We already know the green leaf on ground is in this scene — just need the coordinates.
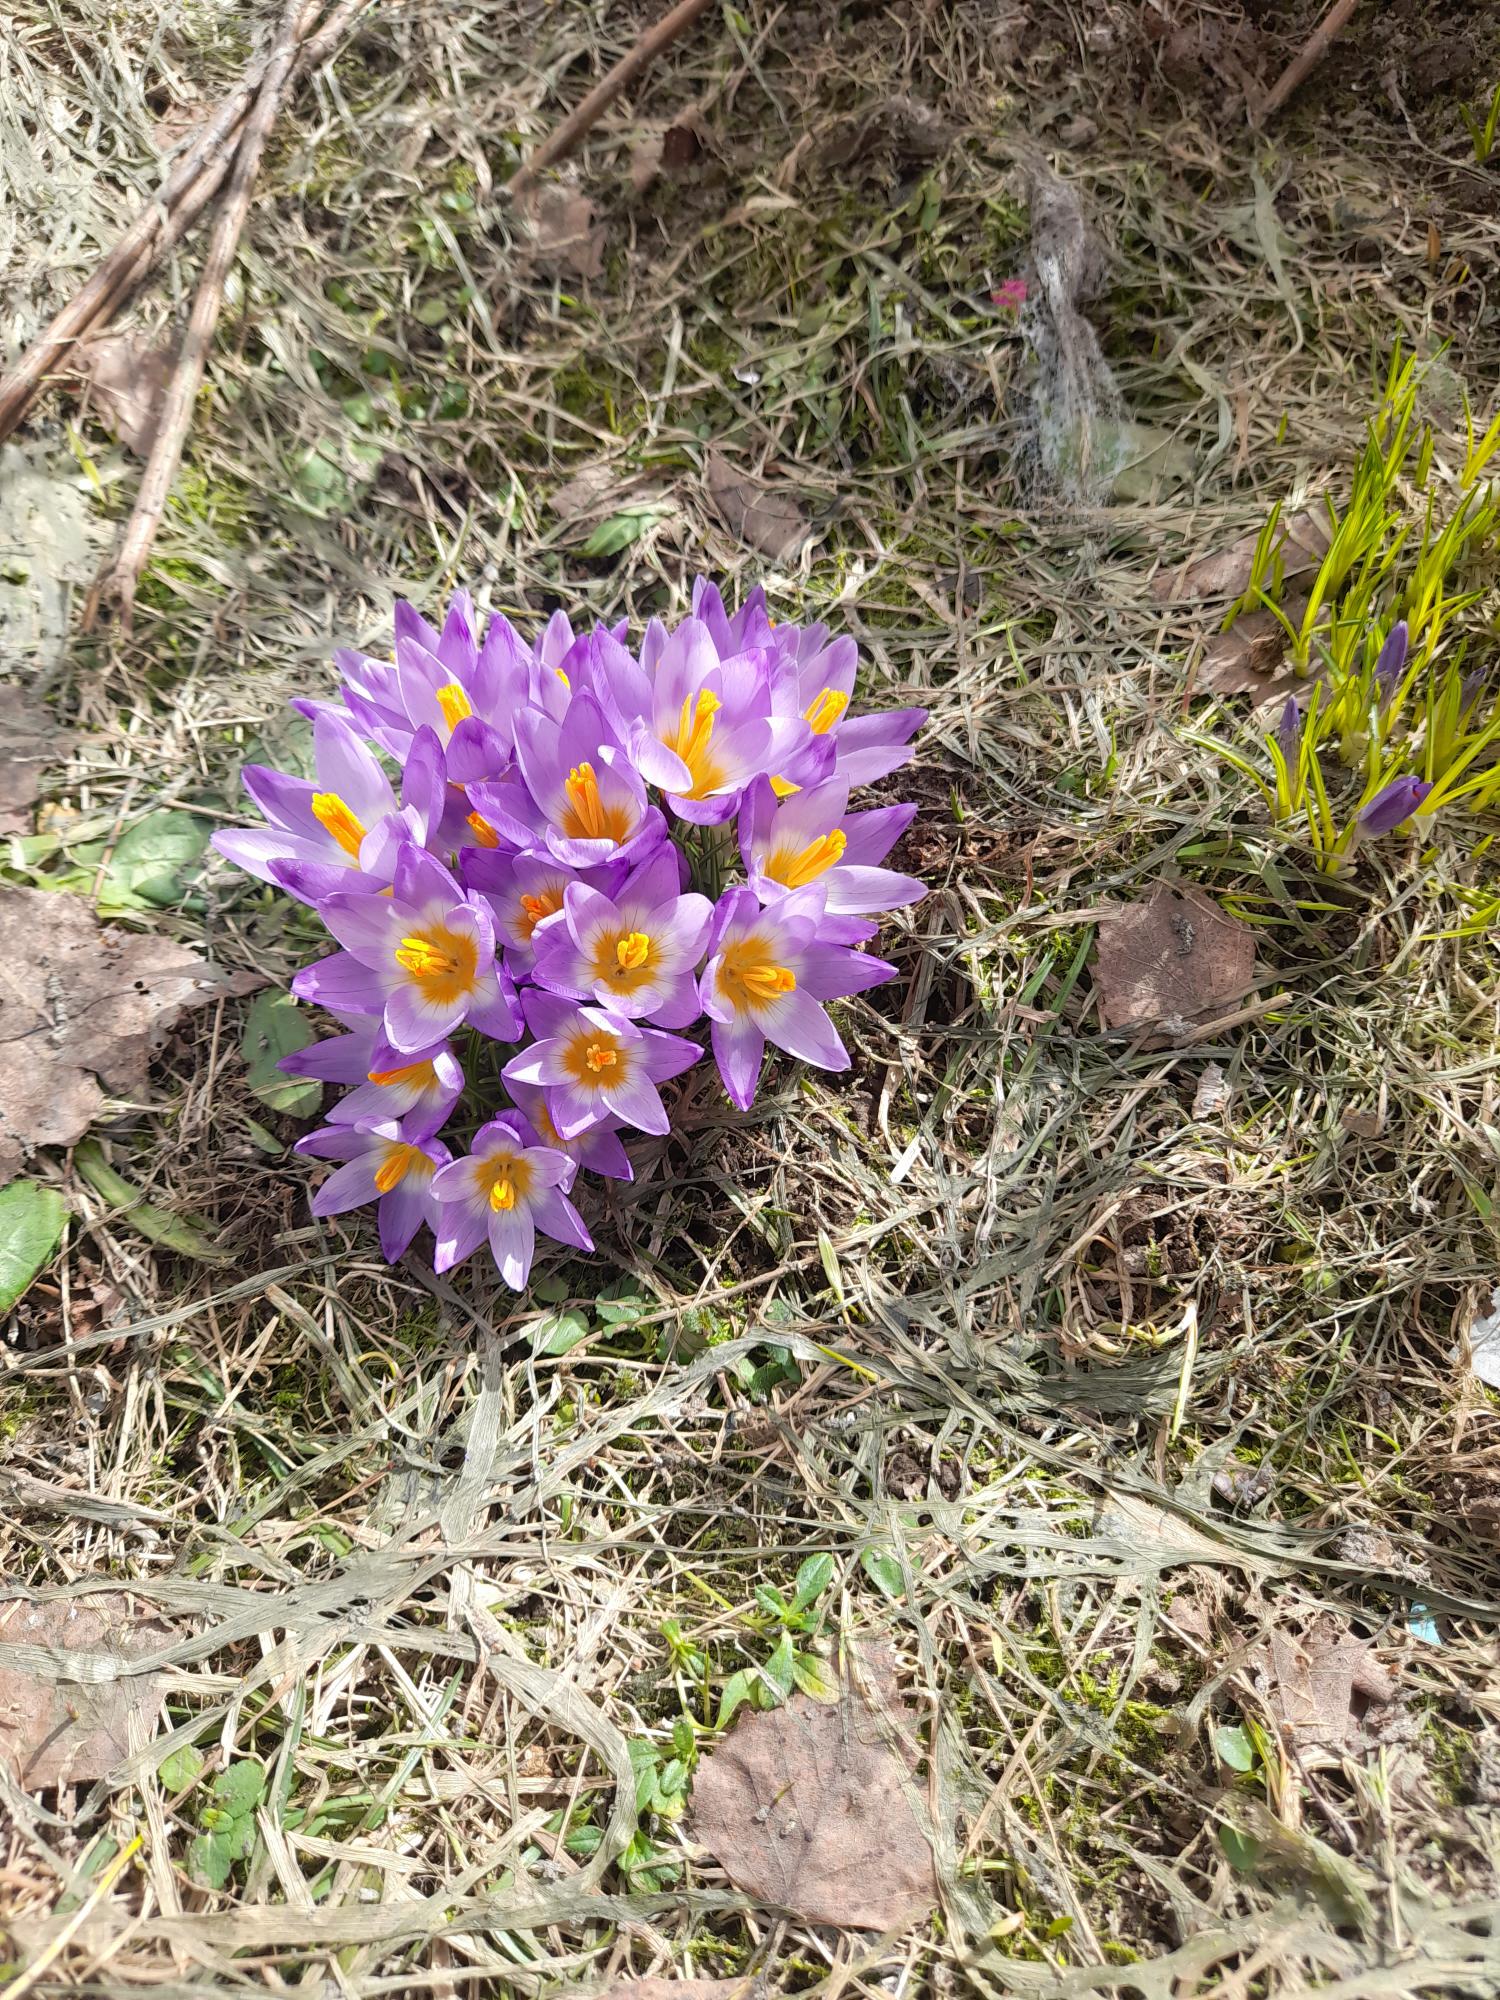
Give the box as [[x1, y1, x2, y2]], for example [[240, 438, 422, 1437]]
[[190, 1760, 265, 1889], [861, 1549, 906, 1599], [97, 811, 210, 911], [240, 992, 321, 1117], [159, 1744, 206, 1794], [536, 1307, 591, 1356], [791, 1552, 834, 1612], [1214, 1723, 1257, 1773], [75, 1141, 233, 1264], [0, 1179, 67, 1312], [580, 509, 666, 558]]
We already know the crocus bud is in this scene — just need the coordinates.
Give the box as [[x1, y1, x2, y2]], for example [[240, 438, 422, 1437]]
[[1357, 774, 1432, 836], [1374, 620, 1409, 699], [1276, 697, 1301, 765]]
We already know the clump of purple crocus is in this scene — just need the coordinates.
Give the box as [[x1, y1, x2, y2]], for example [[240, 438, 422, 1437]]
[[214, 579, 926, 1290]]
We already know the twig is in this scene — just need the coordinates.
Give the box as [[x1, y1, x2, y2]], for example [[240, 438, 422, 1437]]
[[84, 0, 307, 634], [0, 0, 366, 445], [1259, 0, 1361, 120], [507, 0, 715, 199]]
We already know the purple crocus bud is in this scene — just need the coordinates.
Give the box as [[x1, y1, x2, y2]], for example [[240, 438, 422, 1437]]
[[278, 1013, 465, 1140], [1276, 697, 1301, 766], [212, 710, 400, 906], [504, 1080, 634, 1185], [739, 775, 925, 915], [1357, 775, 1432, 836], [1374, 620, 1408, 699], [502, 991, 701, 1139], [298, 844, 521, 1053], [429, 1112, 591, 1287], [295, 1117, 450, 1262], [697, 885, 896, 1111], [531, 846, 714, 1027]]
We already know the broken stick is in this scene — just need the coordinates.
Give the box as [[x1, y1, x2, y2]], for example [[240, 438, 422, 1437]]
[[85, 0, 306, 633], [507, 0, 715, 198], [1259, 0, 1361, 120]]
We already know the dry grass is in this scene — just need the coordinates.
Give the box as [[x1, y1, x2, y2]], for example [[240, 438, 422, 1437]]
[[3, 0, 1500, 1992]]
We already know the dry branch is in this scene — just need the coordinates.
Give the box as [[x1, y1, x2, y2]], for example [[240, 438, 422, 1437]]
[[507, 0, 716, 198], [0, 0, 366, 445], [84, 0, 308, 632], [1259, 0, 1361, 120]]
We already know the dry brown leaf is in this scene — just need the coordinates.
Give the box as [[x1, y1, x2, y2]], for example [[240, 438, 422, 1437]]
[[521, 186, 606, 280], [0, 1594, 173, 1788], [74, 333, 173, 457], [689, 1644, 938, 1930], [0, 685, 69, 834], [628, 115, 706, 194], [704, 451, 808, 561], [1153, 507, 1330, 606], [0, 887, 253, 1183], [1197, 599, 1311, 703], [549, 465, 620, 521], [819, 94, 951, 172], [1256, 1615, 1396, 1766], [1094, 885, 1256, 1035]]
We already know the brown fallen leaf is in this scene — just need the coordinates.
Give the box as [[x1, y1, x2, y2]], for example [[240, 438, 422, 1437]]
[[1153, 506, 1331, 606], [73, 332, 174, 457], [1094, 885, 1256, 1035], [704, 451, 808, 561], [1254, 1614, 1396, 1767], [0, 1594, 174, 1789], [690, 1644, 938, 1930], [1197, 598, 1312, 703], [520, 185, 606, 280], [0, 887, 253, 1184], [0, 685, 70, 834], [549, 464, 621, 522], [628, 112, 707, 194], [818, 94, 951, 172]]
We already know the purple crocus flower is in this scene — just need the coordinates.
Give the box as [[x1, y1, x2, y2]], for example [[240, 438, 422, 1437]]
[[331, 592, 527, 783], [504, 1080, 634, 1184], [1276, 697, 1301, 766], [295, 1118, 449, 1261], [531, 846, 713, 1027], [460, 848, 623, 974], [278, 1013, 464, 1139], [502, 990, 701, 1139], [212, 709, 402, 906], [1357, 775, 1432, 836], [597, 618, 810, 825], [296, 844, 521, 1052], [739, 776, 925, 921], [467, 691, 666, 868], [1373, 620, 1409, 700], [697, 885, 896, 1110], [430, 1111, 591, 1287]]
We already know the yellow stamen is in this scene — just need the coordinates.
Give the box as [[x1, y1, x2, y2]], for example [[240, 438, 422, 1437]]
[[466, 811, 500, 848], [395, 935, 460, 980], [616, 931, 651, 972], [476, 1152, 532, 1211], [741, 963, 797, 999], [435, 681, 473, 732], [374, 1142, 421, 1194], [769, 775, 801, 799], [585, 1041, 619, 1072], [367, 1060, 436, 1089], [666, 688, 724, 798], [519, 887, 564, 937], [805, 688, 849, 735], [766, 828, 847, 889], [311, 792, 366, 859], [718, 935, 798, 1012], [556, 667, 571, 691], [563, 762, 607, 840]]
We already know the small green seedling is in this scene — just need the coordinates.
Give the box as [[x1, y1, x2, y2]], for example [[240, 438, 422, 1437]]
[[1460, 82, 1500, 163], [187, 1761, 266, 1890]]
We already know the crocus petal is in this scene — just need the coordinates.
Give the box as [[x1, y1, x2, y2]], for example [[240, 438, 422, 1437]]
[[531, 1185, 593, 1253], [759, 988, 849, 1070], [434, 1200, 491, 1274], [292, 952, 385, 1014], [385, 981, 469, 1053], [311, 1155, 383, 1215], [488, 1205, 536, 1290], [711, 1016, 765, 1111], [601, 1069, 669, 1134], [378, 1177, 430, 1260]]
